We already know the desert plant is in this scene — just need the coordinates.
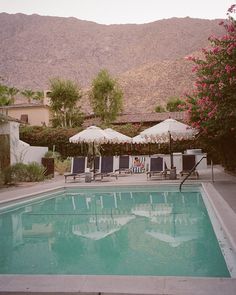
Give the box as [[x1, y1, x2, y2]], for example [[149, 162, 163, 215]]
[[3, 162, 47, 184], [26, 162, 46, 182], [55, 158, 71, 175], [3, 163, 28, 184]]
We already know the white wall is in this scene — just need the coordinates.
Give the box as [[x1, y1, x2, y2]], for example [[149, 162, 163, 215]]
[[12, 140, 48, 165], [0, 120, 48, 165], [19, 146, 48, 165]]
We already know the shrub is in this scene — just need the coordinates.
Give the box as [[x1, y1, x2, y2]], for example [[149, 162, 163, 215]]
[[55, 158, 71, 175], [26, 162, 46, 182], [3, 163, 28, 184], [2, 162, 46, 184]]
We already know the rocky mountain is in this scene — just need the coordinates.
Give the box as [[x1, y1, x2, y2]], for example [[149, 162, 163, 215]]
[[0, 13, 224, 113]]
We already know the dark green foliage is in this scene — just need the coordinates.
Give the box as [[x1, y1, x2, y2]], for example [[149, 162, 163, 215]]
[[20, 125, 216, 164]]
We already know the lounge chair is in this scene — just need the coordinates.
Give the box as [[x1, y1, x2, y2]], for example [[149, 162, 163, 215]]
[[180, 154, 199, 179], [94, 156, 118, 180], [64, 157, 86, 182], [146, 157, 167, 179], [116, 155, 132, 174]]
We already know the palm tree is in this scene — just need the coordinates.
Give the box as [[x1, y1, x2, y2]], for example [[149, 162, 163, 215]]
[[7, 87, 19, 104], [34, 91, 44, 103], [21, 89, 35, 103]]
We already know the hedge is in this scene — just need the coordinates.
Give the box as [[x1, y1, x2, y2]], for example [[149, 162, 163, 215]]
[[20, 125, 217, 164]]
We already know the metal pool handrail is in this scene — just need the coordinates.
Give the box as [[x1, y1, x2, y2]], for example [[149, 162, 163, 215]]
[[179, 156, 207, 191]]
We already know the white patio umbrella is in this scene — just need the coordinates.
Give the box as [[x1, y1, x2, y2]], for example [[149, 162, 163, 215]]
[[140, 118, 198, 168], [69, 125, 112, 176], [132, 134, 150, 144], [104, 128, 132, 144], [69, 125, 112, 144]]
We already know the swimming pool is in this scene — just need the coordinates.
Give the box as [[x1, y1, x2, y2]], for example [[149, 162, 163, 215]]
[[0, 185, 233, 277]]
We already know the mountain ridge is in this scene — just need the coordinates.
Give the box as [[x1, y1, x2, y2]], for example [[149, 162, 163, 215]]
[[0, 13, 224, 113]]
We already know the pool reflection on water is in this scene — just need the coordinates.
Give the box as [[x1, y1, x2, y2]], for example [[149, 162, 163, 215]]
[[0, 187, 230, 277]]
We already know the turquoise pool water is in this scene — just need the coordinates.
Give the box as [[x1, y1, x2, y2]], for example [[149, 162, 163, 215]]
[[0, 186, 230, 277]]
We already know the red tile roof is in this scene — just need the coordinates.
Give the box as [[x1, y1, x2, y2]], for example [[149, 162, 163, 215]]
[[83, 111, 186, 127], [114, 112, 186, 124]]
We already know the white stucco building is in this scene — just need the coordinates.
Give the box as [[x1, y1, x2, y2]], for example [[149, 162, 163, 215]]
[[0, 115, 48, 169]]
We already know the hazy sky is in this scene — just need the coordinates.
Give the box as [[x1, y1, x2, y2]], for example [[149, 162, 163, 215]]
[[0, 0, 233, 24]]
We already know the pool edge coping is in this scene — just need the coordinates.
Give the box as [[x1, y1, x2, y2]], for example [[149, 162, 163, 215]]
[[202, 182, 236, 253], [0, 275, 236, 295]]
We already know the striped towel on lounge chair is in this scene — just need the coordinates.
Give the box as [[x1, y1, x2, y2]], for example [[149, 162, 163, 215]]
[[132, 156, 145, 173]]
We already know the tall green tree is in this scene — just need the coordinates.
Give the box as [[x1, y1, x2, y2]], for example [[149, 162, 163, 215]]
[[184, 5, 236, 170], [48, 78, 83, 128], [90, 69, 123, 125]]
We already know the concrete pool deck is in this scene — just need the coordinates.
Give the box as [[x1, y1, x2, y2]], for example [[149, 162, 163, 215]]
[[0, 165, 236, 295]]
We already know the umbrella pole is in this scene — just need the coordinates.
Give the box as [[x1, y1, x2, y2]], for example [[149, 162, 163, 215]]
[[169, 131, 173, 168], [93, 142, 95, 180]]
